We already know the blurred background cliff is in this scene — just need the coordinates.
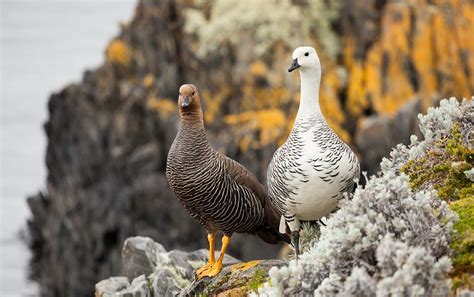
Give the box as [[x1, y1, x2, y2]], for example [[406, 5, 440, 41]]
[[1, 0, 473, 296]]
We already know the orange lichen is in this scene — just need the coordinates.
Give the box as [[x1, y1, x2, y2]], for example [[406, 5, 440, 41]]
[[106, 39, 132, 66], [376, 3, 415, 114], [203, 87, 230, 124], [412, 7, 436, 101], [142, 73, 155, 88], [320, 67, 350, 142], [343, 0, 474, 118], [249, 60, 268, 77], [230, 260, 262, 272], [224, 109, 286, 151], [147, 97, 176, 119], [346, 61, 368, 116]]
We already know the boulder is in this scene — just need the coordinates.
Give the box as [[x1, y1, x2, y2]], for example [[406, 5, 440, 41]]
[[122, 236, 166, 281], [181, 259, 286, 296], [95, 277, 129, 297], [119, 275, 149, 297], [356, 98, 423, 175], [95, 236, 283, 296]]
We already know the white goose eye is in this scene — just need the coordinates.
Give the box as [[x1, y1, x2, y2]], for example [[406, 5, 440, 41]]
[[304, 52, 309, 57]]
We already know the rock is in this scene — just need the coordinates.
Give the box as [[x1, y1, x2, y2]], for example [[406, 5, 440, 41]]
[[95, 277, 130, 297], [181, 259, 286, 297], [146, 241, 240, 295], [122, 236, 166, 281], [356, 98, 423, 175], [118, 275, 149, 297], [95, 236, 280, 297], [152, 269, 182, 297]]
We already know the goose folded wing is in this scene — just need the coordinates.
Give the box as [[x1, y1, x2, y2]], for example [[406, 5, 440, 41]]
[[221, 155, 283, 231]]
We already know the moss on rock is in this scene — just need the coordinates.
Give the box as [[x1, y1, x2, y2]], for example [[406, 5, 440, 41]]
[[398, 100, 474, 291], [401, 124, 474, 201], [182, 260, 286, 296], [399, 119, 473, 290]]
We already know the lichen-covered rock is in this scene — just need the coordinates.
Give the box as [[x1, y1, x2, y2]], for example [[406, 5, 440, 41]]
[[181, 259, 286, 296], [342, 0, 474, 117], [119, 275, 149, 297], [122, 237, 166, 281], [96, 236, 286, 296], [95, 277, 130, 297], [355, 98, 423, 175], [146, 245, 240, 295], [95, 275, 150, 297]]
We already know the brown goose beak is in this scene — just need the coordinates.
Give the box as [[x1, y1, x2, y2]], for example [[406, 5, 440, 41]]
[[288, 58, 300, 72], [181, 96, 190, 108]]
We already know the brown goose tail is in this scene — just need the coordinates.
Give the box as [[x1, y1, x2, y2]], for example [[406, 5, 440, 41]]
[[256, 225, 291, 244], [256, 200, 291, 244]]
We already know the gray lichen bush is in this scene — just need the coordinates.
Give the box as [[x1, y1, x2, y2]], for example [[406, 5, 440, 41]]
[[257, 98, 474, 296], [384, 97, 473, 174]]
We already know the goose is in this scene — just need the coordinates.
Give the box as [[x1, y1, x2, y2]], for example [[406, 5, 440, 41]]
[[267, 47, 360, 256], [166, 84, 290, 278]]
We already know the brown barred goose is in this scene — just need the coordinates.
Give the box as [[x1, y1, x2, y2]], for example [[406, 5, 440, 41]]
[[166, 84, 290, 279]]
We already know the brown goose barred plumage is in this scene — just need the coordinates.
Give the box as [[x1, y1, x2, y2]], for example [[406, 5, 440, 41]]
[[166, 84, 289, 278]]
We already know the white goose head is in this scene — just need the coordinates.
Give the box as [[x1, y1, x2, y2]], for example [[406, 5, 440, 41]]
[[289, 46, 323, 117], [288, 46, 321, 73]]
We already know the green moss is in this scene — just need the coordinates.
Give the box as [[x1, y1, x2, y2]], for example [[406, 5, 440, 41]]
[[451, 273, 472, 291], [401, 124, 473, 202], [247, 267, 267, 293], [147, 273, 154, 291], [450, 198, 474, 267], [401, 123, 473, 290]]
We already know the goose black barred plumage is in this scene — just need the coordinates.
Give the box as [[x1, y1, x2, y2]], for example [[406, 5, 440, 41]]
[[267, 47, 360, 257], [166, 84, 290, 279]]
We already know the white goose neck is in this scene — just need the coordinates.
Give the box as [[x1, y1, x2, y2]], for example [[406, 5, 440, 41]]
[[296, 67, 321, 119]]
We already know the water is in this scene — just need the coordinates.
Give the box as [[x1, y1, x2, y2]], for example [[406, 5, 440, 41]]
[[0, 1, 136, 295]]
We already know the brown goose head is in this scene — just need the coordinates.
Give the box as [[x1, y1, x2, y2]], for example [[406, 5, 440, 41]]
[[178, 84, 201, 110], [178, 84, 204, 123]]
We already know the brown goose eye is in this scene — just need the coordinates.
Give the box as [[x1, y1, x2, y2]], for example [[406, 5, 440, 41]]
[[304, 52, 309, 56], [192, 91, 195, 95]]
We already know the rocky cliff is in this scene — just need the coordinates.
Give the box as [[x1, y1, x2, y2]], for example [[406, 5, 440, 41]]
[[27, 0, 474, 296]]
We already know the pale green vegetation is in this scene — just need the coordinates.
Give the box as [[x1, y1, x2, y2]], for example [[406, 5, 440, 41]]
[[184, 0, 341, 58]]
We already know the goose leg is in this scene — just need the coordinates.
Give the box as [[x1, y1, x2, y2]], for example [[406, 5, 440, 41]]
[[287, 215, 301, 259], [196, 233, 216, 278], [198, 234, 231, 278], [291, 231, 300, 258]]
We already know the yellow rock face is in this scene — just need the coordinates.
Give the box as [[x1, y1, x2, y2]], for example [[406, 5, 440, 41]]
[[192, 0, 474, 152], [133, 0, 473, 157], [344, 0, 474, 117]]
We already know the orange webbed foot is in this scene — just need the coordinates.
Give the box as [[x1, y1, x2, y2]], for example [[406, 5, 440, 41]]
[[195, 262, 214, 279], [196, 261, 223, 279]]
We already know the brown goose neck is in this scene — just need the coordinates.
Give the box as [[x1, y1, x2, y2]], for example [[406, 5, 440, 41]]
[[178, 111, 208, 142], [180, 113, 204, 129]]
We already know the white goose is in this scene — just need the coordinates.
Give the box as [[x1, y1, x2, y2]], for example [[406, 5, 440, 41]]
[[267, 46, 360, 256]]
